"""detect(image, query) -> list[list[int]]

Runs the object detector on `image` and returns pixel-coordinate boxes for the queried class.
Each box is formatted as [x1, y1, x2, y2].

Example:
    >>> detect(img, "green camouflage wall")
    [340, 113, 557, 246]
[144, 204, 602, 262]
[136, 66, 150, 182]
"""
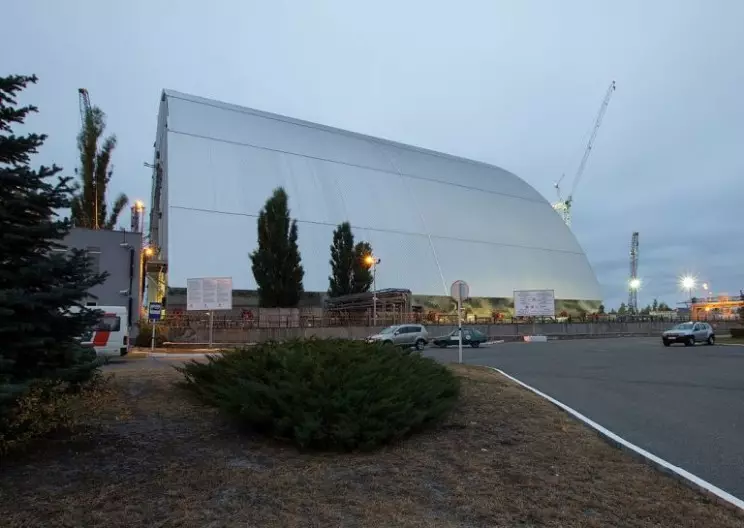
[166, 287, 600, 316]
[412, 295, 601, 317]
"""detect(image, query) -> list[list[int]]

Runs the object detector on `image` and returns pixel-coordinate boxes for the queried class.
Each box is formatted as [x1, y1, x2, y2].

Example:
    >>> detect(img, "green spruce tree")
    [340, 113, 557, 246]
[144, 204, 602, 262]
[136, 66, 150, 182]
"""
[250, 187, 304, 307]
[0, 75, 107, 408]
[328, 222, 354, 297]
[351, 241, 374, 294]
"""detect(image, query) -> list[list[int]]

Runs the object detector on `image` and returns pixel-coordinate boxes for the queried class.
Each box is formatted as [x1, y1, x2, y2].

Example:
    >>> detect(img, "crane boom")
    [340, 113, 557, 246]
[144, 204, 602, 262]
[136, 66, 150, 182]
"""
[78, 88, 91, 125]
[553, 81, 616, 226]
[568, 80, 616, 199]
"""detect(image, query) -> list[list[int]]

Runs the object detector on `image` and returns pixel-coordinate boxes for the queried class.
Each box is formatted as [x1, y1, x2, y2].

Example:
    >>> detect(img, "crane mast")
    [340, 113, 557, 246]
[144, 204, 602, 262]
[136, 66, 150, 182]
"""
[78, 88, 98, 229]
[554, 81, 616, 226]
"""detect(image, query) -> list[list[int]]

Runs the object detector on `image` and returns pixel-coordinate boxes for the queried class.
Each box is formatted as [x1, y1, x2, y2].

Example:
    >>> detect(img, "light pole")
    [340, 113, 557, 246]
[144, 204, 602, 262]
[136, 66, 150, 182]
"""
[364, 255, 381, 326]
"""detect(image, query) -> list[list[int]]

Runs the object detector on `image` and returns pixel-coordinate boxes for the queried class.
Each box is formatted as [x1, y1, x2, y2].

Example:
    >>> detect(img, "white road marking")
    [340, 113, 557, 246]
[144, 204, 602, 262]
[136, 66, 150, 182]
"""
[490, 367, 744, 512]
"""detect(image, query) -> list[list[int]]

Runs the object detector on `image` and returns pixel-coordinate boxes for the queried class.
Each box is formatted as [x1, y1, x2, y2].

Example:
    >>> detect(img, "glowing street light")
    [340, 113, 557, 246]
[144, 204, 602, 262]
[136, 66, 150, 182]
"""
[681, 276, 696, 303]
[364, 254, 381, 325]
[629, 278, 641, 290]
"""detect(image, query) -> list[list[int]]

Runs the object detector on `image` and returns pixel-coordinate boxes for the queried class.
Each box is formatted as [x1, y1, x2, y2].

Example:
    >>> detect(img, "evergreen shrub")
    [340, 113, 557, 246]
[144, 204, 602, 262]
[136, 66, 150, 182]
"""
[177, 338, 460, 451]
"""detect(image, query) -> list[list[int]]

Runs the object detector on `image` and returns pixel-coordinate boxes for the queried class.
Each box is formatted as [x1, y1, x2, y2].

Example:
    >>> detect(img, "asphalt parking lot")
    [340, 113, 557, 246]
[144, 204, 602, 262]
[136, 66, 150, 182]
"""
[427, 337, 744, 500]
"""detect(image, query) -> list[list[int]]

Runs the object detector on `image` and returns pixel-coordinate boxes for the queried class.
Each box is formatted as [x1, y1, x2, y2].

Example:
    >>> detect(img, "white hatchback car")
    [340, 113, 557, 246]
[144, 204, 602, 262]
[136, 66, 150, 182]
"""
[661, 322, 715, 347]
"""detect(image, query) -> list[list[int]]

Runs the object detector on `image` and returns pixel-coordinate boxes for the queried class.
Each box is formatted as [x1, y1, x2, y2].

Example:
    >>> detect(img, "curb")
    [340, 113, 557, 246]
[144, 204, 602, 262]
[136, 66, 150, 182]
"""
[718, 343, 744, 347]
[489, 367, 744, 514]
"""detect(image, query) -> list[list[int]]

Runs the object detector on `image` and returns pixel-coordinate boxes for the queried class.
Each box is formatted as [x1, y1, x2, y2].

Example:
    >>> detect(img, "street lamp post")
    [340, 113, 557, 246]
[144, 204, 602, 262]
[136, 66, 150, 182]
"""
[364, 255, 381, 326]
[681, 276, 696, 306]
[702, 282, 711, 302]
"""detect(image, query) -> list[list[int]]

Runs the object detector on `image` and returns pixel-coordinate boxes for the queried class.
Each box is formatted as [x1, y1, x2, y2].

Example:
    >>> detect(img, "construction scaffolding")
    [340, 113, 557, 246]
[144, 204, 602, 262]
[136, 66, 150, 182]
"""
[324, 289, 420, 325]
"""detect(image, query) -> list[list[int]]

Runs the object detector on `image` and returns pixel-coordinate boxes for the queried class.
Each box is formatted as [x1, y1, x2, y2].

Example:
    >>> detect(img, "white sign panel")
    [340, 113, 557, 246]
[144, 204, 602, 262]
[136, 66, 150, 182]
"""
[187, 277, 233, 311]
[514, 289, 555, 318]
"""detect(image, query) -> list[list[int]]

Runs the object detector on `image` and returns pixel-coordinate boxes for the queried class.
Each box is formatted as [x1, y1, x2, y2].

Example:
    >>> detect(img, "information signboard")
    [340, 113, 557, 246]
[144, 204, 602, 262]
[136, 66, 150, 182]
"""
[186, 277, 233, 311]
[514, 289, 555, 318]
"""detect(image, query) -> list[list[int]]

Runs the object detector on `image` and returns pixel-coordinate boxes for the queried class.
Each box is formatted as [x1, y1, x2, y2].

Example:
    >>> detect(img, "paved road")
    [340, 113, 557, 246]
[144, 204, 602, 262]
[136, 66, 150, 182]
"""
[426, 337, 744, 500]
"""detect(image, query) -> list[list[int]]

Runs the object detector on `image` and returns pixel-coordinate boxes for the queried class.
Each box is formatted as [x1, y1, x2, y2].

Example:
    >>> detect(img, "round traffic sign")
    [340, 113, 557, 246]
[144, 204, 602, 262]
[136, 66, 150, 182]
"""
[450, 280, 469, 301]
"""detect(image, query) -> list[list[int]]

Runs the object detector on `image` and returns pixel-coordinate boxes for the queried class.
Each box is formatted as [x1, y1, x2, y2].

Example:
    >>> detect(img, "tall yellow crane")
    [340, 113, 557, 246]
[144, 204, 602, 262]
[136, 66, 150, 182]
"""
[77, 88, 99, 229]
[554, 81, 616, 226]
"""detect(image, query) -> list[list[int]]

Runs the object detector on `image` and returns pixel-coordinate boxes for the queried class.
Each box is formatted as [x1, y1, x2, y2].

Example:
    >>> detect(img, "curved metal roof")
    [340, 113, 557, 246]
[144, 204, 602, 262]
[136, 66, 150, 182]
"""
[154, 89, 601, 300]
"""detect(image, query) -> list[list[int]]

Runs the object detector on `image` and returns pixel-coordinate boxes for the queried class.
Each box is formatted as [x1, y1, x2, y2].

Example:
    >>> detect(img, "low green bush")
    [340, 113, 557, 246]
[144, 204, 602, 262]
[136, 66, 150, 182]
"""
[730, 328, 744, 338]
[134, 322, 166, 348]
[177, 338, 460, 451]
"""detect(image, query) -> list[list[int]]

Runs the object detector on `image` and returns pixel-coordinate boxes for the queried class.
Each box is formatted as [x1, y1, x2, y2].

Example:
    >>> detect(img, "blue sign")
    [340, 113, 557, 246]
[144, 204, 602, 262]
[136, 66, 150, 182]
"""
[148, 302, 162, 321]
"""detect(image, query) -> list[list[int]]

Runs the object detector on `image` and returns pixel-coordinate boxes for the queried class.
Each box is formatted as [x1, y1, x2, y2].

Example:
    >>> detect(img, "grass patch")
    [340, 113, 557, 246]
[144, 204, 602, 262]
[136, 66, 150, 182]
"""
[0, 363, 741, 527]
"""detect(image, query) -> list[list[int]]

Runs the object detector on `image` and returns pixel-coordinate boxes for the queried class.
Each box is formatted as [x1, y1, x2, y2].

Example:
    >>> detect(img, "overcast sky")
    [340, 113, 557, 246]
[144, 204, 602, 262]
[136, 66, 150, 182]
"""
[6, 0, 743, 309]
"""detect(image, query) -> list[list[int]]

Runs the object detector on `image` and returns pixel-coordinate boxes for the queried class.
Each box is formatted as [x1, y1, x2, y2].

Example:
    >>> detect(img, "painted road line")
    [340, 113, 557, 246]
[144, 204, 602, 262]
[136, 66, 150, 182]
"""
[490, 367, 744, 513]
[149, 353, 216, 359]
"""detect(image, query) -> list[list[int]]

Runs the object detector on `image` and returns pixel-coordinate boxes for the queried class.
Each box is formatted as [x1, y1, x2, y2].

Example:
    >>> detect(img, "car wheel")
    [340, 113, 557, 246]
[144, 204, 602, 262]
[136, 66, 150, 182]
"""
[414, 339, 425, 351]
[383, 340, 393, 345]
[470, 341, 480, 348]
[663, 339, 670, 347]
[707, 335, 715, 346]
[685, 336, 694, 346]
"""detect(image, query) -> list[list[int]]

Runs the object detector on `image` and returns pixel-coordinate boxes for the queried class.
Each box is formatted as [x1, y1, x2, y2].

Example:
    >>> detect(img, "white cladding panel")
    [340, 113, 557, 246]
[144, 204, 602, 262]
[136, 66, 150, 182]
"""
[162, 91, 601, 300]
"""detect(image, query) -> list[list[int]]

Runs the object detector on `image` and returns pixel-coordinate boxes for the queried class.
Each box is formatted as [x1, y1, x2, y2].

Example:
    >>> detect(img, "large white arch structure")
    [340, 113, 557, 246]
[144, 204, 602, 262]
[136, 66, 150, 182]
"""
[148, 90, 601, 304]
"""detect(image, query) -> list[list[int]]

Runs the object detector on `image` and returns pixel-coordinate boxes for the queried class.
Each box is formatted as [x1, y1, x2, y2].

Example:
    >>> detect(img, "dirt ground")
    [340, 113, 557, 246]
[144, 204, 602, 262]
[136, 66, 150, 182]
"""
[1, 364, 742, 527]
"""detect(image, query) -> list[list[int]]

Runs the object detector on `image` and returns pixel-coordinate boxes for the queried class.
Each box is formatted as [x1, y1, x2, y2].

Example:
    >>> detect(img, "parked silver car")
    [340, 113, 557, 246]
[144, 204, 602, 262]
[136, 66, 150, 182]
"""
[367, 324, 429, 351]
[662, 322, 715, 347]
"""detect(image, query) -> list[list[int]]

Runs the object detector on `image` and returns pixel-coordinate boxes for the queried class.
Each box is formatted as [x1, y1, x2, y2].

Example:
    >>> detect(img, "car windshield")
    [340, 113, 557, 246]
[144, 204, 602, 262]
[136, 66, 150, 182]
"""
[379, 326, 396, 334]
[674, 323, 694, 330]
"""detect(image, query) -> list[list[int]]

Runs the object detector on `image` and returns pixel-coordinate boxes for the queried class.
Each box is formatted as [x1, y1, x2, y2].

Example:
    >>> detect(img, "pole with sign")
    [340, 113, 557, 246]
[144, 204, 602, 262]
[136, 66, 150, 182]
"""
[208, 311, 214, 349]
[148, 302, 162, 352]
[450, 280, 469, 364]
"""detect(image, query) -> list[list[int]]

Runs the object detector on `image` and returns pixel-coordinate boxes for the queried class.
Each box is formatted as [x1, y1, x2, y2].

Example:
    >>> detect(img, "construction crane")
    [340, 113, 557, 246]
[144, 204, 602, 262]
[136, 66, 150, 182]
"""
[554, 81, 616, 226]
[78, 88, 91, 125]
[78, 88, 99, 229]
[628, 232, 640, 313]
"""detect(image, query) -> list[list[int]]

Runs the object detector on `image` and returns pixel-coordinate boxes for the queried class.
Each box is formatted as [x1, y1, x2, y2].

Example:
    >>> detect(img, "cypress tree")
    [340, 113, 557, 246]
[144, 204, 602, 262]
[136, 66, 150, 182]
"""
[250, 187, 304, 307]
[0, 75, 107, 410]
[328, 222, 354, 297]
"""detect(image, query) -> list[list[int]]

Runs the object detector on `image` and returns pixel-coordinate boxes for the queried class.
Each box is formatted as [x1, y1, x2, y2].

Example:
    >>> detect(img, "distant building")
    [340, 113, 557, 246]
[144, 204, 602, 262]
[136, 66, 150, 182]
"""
[59, 228, 143, 329]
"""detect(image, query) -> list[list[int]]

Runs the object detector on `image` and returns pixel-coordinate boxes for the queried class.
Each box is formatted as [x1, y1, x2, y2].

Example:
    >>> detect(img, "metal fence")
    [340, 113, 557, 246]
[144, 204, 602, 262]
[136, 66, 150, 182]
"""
[144, 312, 741, 330]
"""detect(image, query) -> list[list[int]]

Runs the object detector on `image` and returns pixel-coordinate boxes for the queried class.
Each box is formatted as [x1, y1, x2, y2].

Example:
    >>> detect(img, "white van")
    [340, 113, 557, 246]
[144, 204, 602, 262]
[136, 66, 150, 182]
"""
[76, 305, 130, 358]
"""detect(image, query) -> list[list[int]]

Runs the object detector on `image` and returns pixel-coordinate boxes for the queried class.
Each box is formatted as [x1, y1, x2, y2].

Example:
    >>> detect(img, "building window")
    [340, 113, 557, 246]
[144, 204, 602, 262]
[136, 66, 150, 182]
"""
[86, 246, 101, 274]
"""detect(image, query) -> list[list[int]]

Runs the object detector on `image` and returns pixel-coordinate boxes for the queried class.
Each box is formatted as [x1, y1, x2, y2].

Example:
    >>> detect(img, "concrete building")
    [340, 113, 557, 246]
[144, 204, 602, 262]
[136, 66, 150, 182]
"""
[147, 90, 602, 316]
[61, 227, 143, 327]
